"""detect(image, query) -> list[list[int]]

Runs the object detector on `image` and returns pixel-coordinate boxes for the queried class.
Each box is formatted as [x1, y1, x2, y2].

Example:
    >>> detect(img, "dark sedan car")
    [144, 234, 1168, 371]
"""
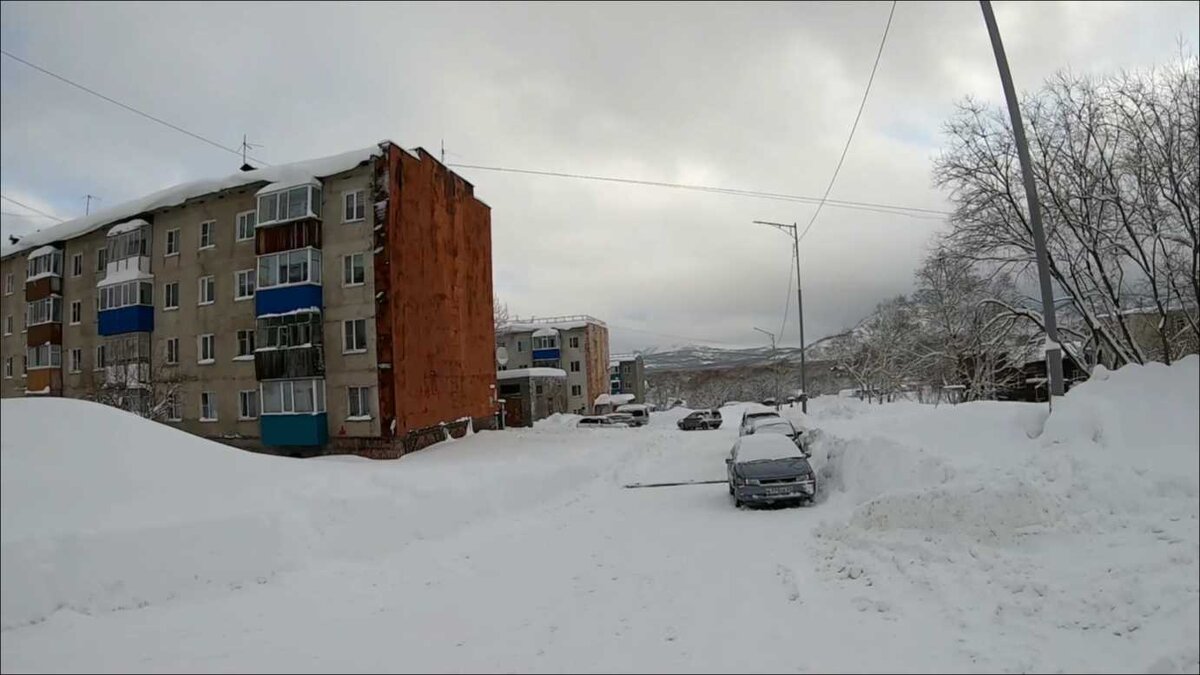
[677, 409, 722, 430]
[726, 434, 817, 508]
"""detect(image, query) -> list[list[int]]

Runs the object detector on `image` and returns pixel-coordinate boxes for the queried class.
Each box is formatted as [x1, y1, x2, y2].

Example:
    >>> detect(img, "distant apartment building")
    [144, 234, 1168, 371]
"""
[609, 353, 646, 403]
[0, 141, 496, 456]
[496, 367, 568, 427]
[495, 315, 609, 414]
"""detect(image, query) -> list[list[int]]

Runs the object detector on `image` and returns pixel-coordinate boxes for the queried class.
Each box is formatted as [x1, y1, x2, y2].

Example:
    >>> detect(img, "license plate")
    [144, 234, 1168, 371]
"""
[764, 487, 791, 495]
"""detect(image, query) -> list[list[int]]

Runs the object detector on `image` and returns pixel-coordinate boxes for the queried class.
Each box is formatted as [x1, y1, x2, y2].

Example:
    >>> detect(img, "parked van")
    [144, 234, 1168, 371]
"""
[615, 403, 650, 427]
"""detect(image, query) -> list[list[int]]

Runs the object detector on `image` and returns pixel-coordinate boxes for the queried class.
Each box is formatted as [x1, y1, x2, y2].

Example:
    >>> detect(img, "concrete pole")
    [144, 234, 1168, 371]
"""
[793, 223, 808, 413]
[979, 0, 1065, 398]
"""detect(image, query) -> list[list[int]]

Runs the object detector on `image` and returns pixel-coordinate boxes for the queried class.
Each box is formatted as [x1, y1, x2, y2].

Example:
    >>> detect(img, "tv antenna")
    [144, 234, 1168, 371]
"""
[239, 134, 263, 171]
[84, 194, 101, 215]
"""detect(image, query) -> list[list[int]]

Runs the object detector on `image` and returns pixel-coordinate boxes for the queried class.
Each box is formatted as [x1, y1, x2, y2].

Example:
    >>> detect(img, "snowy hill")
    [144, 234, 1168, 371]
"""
[643, 333, 847, 371]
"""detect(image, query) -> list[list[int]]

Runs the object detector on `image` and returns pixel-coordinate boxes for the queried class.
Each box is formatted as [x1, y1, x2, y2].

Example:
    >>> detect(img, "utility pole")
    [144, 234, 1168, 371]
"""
[979, 0, 1065, 399]
[753, 220, 808, 413]
[753, 326, 780, 408]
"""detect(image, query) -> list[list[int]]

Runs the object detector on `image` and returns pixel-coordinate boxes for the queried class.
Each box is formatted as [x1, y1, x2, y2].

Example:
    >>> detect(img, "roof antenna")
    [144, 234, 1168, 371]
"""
[7, 235, 20, 245]
[239, 134, 262, 171]
[84, 194, 101, 215]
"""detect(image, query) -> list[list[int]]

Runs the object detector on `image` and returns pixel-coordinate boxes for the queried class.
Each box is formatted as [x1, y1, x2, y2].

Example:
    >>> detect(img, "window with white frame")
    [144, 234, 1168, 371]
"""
[239, 389, 259, 419]
[4, 315, 11, 335]
[347, 386, 372, 419]
[166, 393, 182, 421]
[533, 335, 558, 349]
[25, 296, 62, 326]
[4, 357, 12, 378]
[570, 360, 580, 372]
[98, 280, 152, 311]
[198, 334, 215, 363]
[256, 184, 322, 227]
[235, 269, 256, 300]
[236, 210, 257, 242]
[95, 344, 106, 370]
[260, 378, 326, 414]
[199, 220, 216, 249]
[70, 300, 82, 325]
[26, 249, 63, 279]
[166, 337, 179, 365]
[71, 253, 83, 277]
[4, 272, 12, 295]
[96, 248, 107, 272]
[343, 319, 367, 353]
[236, 329, 255, 358]
[343, 253, 365, 286]
[571, 384, 582, 396]
[343, 190, 366, 222]
[200, 392, 217, 421]
[26, 343, 61, 369]
[198, 276, 215, 305]
[570, 336, 580, 348]
[256, 248, 322, 289]
[164, 281, 179, 309]
[69, 348, 82, 373]
[105, 227, 149, 264]
[165, 228, 180, 256]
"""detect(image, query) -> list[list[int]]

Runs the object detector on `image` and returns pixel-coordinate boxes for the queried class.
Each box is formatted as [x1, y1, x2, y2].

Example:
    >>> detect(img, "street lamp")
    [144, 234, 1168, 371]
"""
[752, 326, 780, 408]
[753, 220, 808, 413]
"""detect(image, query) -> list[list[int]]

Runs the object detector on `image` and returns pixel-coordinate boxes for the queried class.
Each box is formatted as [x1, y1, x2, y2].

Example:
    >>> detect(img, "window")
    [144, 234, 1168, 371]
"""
[347, 386, 372, 419]
[25, 296, 62, 326]
[256, 248, 322, 289]
[69, 348, 82, 373]
[3, 315, 11, 335]
[239, 390, 259, 420]
[104, 226, 150, 265]
[533, 335, 558, 349]
[257, 311, 322, 350]
[343, 253, 365, 286]
[517, 341, 524, 352]
[26, 343, 61, 369]
[236, 329, 256, 358]
[571, 384, 582, 397]
[26, 249, 63, 279]
[4, 357, 11, 378]
[4, 273, 11, 294]
[198, 334, 215, 363]
[95, 344, 106, 370]
[70, 300, 82, 325]
[166, 393, 182, 422]
[96, 248, 107, 272]
[343, 190, 366, 222]
[99, 281, 152, 310]
[343, 319, 367, 353]
[162, 281, 179, 310]
[166, 337, 179, 365]
[165, 228, 180, 256]
[199, 220, 216, 249]
[570, 336, 579, 348]
[200, 392, 217, 421]
[71, 253, 83, 277]
[260, 379, 326, 414]
[236, 210, 256, 241]
[235, 269, 256, 300]
[570, 360, 580, 373]
[198, 276, 215, 305]
[256, 184, 322, 226]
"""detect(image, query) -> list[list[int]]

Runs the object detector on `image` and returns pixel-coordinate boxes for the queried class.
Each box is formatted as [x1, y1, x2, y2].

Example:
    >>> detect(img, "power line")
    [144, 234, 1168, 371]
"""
[0, 195, 63, 222]
[777, 246, 796, 341]
[798, 0, 898, 242]
[1, 211, 56, 218]
[448, 162, 948, 220]
[1, 49, 268, 166]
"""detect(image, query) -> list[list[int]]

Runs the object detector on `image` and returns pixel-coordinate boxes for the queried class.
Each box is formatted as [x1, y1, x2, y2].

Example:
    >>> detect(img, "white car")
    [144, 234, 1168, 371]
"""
[739, 404, 780, 436]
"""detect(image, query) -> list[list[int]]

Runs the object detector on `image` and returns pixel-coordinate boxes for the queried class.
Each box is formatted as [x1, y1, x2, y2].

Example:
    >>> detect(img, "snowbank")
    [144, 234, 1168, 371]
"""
[808, 356, 1199, 672]
[0, 399, 631, 630]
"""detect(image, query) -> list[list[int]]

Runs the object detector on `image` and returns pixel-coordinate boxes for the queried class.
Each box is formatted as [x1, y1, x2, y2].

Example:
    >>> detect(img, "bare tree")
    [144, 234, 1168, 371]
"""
[81, 341, 193, 421]
[493, 294, 511, 335]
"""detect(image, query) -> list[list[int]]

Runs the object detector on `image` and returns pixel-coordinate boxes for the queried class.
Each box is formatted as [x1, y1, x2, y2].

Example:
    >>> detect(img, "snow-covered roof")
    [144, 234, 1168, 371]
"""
[615, 403, 648, 412]
[27, 245, 59, 258]
[496, 367, 567, 380]
[106, 219, 149, 236]
[531, 327, 558, 338]
[98, 268, 154, 287]
[594, 393, 636, 406]
[1, 143, 399, 259]
[256, 177, 319, 196]
[734, 434, 806, 463]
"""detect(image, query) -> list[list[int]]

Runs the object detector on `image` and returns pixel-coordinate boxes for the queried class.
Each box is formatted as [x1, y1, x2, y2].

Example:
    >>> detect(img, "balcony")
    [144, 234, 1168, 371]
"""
[98, 305, 154, 336]
[261, 413, 328, 447]
[255, 345, 325, 380]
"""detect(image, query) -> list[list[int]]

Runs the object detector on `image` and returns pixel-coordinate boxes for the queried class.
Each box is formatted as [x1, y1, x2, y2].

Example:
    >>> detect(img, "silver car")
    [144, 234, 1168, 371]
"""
[726, 434, 817, 507]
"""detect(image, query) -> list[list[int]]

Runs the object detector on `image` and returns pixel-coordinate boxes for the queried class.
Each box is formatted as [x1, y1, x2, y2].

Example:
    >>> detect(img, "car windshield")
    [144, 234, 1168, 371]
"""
[753, 420, 794, 435]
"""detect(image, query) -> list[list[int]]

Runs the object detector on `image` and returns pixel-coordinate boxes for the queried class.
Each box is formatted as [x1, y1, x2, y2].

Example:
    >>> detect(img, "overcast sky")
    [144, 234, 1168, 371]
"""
[2, 1, 1197, 353]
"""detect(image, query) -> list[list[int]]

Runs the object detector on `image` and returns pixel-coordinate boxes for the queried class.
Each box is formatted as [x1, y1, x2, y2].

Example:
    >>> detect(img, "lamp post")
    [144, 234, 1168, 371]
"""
[753, 326, 781, 408]
[753, 220, 808, 413]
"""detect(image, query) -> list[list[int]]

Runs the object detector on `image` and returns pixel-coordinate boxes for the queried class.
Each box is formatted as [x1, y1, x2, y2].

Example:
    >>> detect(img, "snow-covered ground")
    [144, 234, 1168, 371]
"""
[2, 357, 1197, 673]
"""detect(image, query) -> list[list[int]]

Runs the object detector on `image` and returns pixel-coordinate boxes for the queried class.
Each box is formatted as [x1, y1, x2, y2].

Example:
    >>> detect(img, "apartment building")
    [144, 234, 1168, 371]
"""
[0, 141, 496, 456]
[609, 353, 646, 403]
[495, 315, 609, 414]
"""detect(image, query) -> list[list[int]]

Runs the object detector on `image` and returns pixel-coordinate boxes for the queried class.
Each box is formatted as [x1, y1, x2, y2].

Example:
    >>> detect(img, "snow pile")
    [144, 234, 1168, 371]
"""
[0, 399, 632, 630]
[807, 356, 1199, 673]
